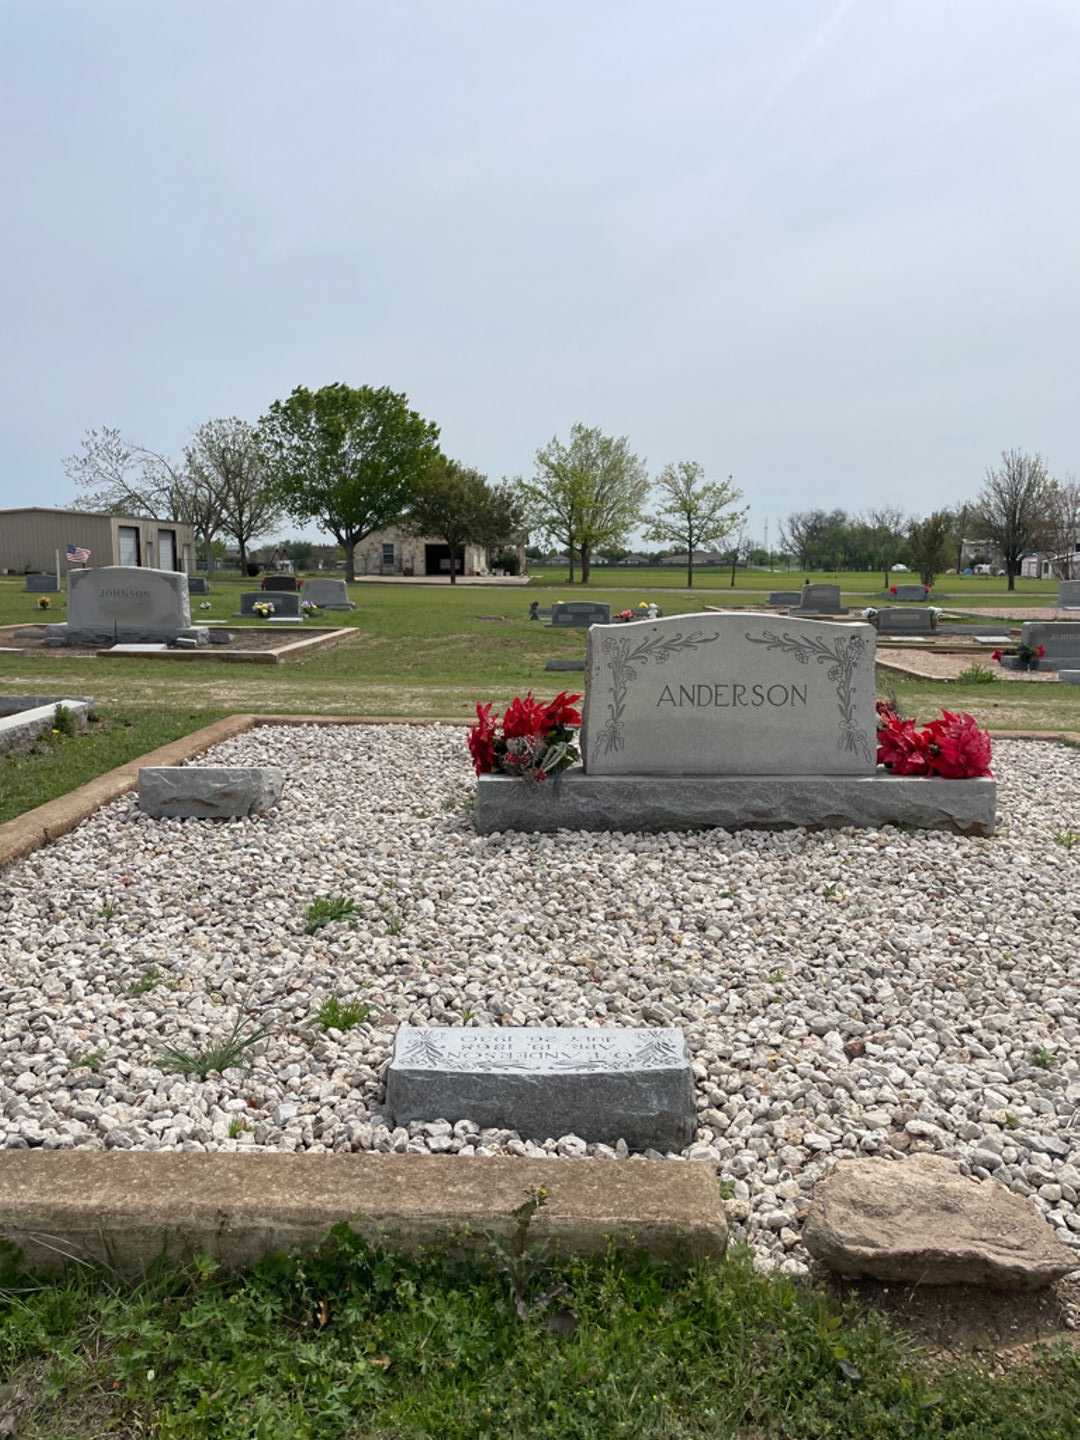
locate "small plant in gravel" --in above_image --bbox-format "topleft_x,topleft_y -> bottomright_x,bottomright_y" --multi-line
71,1050 -> 106,1071
957,663 -> 998,683
316,996 -> 371,1032
127,967 -> 160,997
227,1116 -> 248,1139
382,905 -> 405,936
1030,1046 -> 1057,1070
1005,1112 -> 1020,1130
97,901 -> 119,921
157,1007 -> 273,1080
1054,830 -> 1080,850
304,895 -> 358,934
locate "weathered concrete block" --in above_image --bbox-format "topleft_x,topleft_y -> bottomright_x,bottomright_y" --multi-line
386,1026 -> 697,1152
475,770 -> 997,837
0,1153 -> 727,1273
138,766 -> 285,818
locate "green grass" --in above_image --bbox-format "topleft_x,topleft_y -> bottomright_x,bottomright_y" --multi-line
315,995 -> 372,1031
1,1234 -> 1079,1439
156,1008 -> 273,1081
304,895 -> 359,935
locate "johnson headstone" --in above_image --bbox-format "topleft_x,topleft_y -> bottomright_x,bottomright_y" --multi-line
385,1025 -> 696,1152
581,611 -> 876,776
66,566 -> 191,645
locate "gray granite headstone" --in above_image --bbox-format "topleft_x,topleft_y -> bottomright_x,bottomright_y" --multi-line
1019,621 -> 1080,670
890,584 -> 929,601
581,611 -> 876,776
187,576 -> 211,594
551,601 -> 612,627
25,574 -> 59,593
545,658 -> 586,671
768,590 -> 802,606
796,584 -> 847,614
138,766 -> 285,818
240,591 -> 302,617
877,608 -> 935,635
262,575 -> 299,592
1058,581 -> 1080,609
302,578 -> 355,609
66,566 -> 191,645
385,1026 -> 696,1151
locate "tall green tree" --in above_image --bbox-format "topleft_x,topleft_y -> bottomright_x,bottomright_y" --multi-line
258,384 -> 440,581
906,510 -> 953,588
405,460 -> 523,584
644,462 -> 745,588
521,424 -> 648,585
977,448 -> 1053,591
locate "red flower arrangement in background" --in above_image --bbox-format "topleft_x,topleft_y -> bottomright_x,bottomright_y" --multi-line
467,692 -> 582,782
876,701 -> 992,779
991,642 -> 1045,670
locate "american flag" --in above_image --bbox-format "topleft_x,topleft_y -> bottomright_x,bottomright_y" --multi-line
65,543 -> 91,564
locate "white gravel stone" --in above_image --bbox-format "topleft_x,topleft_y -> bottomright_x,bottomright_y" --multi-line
1,727 -> 1079,1270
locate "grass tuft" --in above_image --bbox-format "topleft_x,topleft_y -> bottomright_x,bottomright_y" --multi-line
315,996 -> 371,1032
304,895 -> 358,934
157,1006 -> 273,1080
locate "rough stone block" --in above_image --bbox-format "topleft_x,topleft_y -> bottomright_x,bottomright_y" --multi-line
386,1026 -> 697,1152
138,766 -> 285,819
803,1155 -> 1079,1290
475,769 -> 997,837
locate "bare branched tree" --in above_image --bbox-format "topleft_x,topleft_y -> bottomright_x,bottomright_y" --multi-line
64,426 -> 189,520
186,418 -> 280,574
1043,477 -> 1080,579
977,449 -> 1054,591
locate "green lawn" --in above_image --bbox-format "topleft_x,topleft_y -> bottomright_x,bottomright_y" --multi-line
2,1234 -> 1078,1440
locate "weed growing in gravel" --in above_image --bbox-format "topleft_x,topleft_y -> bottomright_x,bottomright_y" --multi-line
717,1180 -> 736,1200
71,1050 -> 105,1071
316,996 -> 371,1032
127,967 -> 160,997
304,895 -> 358,934
227,1116 -> 248,1139
957,663 -> 998,683
382,906 -> 405,936
1005,1112 -> 1020,1129
1031,1046 -> 1057,1070
157,1008 -> 273,1080
1054,830 -> 1080,850
97,901 -> 119,921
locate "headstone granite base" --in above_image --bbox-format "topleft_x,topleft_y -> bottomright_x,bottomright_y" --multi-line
386,1026 -> 697,1152
475,769 -> 996,836
138,766 -> 285,818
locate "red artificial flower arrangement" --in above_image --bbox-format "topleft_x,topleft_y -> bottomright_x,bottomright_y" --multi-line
992,642 -> 1045,669
889,585 -> 897,596
467,691 -> 582,782
876,701 -> 992,779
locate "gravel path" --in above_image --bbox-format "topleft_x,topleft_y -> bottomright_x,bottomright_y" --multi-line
3,725 -> 1080,1274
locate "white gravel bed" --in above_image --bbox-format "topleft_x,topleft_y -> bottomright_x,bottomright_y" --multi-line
2,725 -> 1080,1274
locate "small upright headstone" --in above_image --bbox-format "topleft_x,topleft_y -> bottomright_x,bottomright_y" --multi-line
187,576 -> 211,595
1058,581 -> 1080,609
239,592 -> 303,617
386,1026 -> 697,1152
138,766 -> 285,818
262,575 -> 299,592
551,601 -> 612,628
301,578 -> 355,610
890,584 -> 929,601
25,575 -> 59,594
768,590 -> 802,606
1019,621 -> 1080,671
877,608 -> 935,635
66,566 -> 191,645
797,584 -> 847,614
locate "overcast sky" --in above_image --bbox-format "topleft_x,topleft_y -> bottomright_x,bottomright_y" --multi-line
3,0 -> 1078,547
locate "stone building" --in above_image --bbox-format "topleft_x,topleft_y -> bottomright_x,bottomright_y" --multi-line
354,527 -> 525,577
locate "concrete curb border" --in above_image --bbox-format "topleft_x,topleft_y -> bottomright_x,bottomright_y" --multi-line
0,1153 -> 727,1273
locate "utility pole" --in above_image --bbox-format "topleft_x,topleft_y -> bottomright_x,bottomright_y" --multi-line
764,518 -> 770,571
